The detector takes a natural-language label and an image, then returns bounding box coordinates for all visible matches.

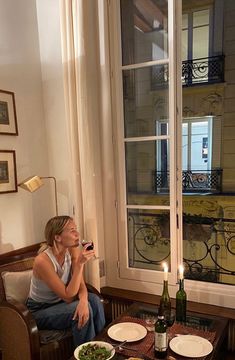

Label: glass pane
[193,10,209,27]
[128,209,170,270]
[126,140,169,205]
[182,13,188,29]
[182,123,188,171]
[191,122,209,171]
[182,29,188,61]
[182,6,235,287]
[120,0,168,65]
[183,202,235,285]
[193,26,209,59]
[191,121,208,135]
[123,66,169,138]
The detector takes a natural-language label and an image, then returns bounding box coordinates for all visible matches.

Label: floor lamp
[18,175,58,216]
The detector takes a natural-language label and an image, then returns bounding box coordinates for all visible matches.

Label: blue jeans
[26,293,105,347]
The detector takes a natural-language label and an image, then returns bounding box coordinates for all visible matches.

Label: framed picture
[0,150,18,194]
[0,90,18,135]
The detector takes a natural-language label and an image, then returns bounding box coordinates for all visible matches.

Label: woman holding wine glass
[26,215,105,347]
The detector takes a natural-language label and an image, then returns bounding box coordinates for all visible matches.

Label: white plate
[169,335,213,358]
[74,341,115,360]
[107,322,147,342]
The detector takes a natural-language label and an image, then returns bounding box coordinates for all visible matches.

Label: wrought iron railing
[151,55,224,89]
[128,211,235,285]
[182,55,224,86]
[153,169,223,194]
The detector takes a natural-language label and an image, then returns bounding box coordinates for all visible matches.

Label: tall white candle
[163,262,168,281]
[179,264,184,280]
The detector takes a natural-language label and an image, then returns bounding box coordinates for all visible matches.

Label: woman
[26,215,105,346]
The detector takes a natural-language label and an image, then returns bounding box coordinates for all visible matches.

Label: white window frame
[107,0,180,296]
[106,0,235,308]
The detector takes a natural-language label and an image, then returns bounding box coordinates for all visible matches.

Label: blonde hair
[38,215,73,253]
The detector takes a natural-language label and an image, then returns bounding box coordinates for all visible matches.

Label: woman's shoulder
[34,250,51,267]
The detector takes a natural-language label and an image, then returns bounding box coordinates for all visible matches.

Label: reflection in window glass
[182,13,188,28]
[182,29,188,61]
[123,66,169,138]
[128,209,170,271]
[120,0,168,65]
[126,140,169,205]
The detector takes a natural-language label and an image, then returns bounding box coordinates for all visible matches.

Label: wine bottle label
[155,332,167,351]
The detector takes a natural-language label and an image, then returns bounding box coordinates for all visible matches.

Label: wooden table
[71,302,229,360]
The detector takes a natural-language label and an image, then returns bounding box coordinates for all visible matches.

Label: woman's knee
[88,293,103,309]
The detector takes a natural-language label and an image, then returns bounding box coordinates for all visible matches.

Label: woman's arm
[33,247,94,302]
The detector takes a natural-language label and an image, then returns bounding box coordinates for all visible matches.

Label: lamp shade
[18,175,58,215]
[18,175,44,192]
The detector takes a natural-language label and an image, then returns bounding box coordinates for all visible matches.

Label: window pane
[128,209,170,270]
[123,66,169,138]
[193,26,209,59]
[182,123,188,171]
[191,121,209,171]
[193,10,209,27]
[191,121,208,135]
[182,13,188,29]
[120,0,168,65]
[126,140,170,205]
[182,29,188,61]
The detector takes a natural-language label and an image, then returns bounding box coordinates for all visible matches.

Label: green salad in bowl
[74,341,115,360]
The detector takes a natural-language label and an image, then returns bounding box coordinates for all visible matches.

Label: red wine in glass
[81,240,99,260]
[81,240,94,250]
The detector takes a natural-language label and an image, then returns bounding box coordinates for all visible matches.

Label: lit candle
[179,264,184,280]
[163,262,168,281]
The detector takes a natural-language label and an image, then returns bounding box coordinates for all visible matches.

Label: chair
[0,248,107,360]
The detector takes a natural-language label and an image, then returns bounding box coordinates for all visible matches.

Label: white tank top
[29,248,72,303]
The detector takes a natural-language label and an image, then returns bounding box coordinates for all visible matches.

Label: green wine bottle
[176,278,187,322]
[159,280,171,320]
[154,315,168,359]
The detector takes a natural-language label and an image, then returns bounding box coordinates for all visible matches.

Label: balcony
[151,55,224,89]
[153,169,223,194]
[128,210,235,285]
[182,55,224,86]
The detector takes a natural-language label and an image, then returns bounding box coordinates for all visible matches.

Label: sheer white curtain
[60,0,107,289]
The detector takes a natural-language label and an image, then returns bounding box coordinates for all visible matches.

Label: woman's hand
[73,299,89,328]
[78,245,95,265]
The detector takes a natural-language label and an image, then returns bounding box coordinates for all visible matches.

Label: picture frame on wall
[0,90,18,135]
[0,150,18,194]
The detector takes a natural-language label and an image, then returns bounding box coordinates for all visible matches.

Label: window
[182,8,211,61]
[108,0,235,307]
[182,117,212,171]
[108,0,180,287]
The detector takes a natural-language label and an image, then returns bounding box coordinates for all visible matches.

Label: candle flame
[162,262,168,272]
[179,264,184,273]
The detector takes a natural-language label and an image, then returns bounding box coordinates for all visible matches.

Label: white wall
[0,0,73,254]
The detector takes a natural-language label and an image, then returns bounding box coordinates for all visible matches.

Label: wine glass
[81,239,94,250]
[144,314,157,332]
[81,239,99,260]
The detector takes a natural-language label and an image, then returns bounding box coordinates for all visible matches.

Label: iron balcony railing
[128,211,235,285]
[153,169,223,194]
[151,55,224,89]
